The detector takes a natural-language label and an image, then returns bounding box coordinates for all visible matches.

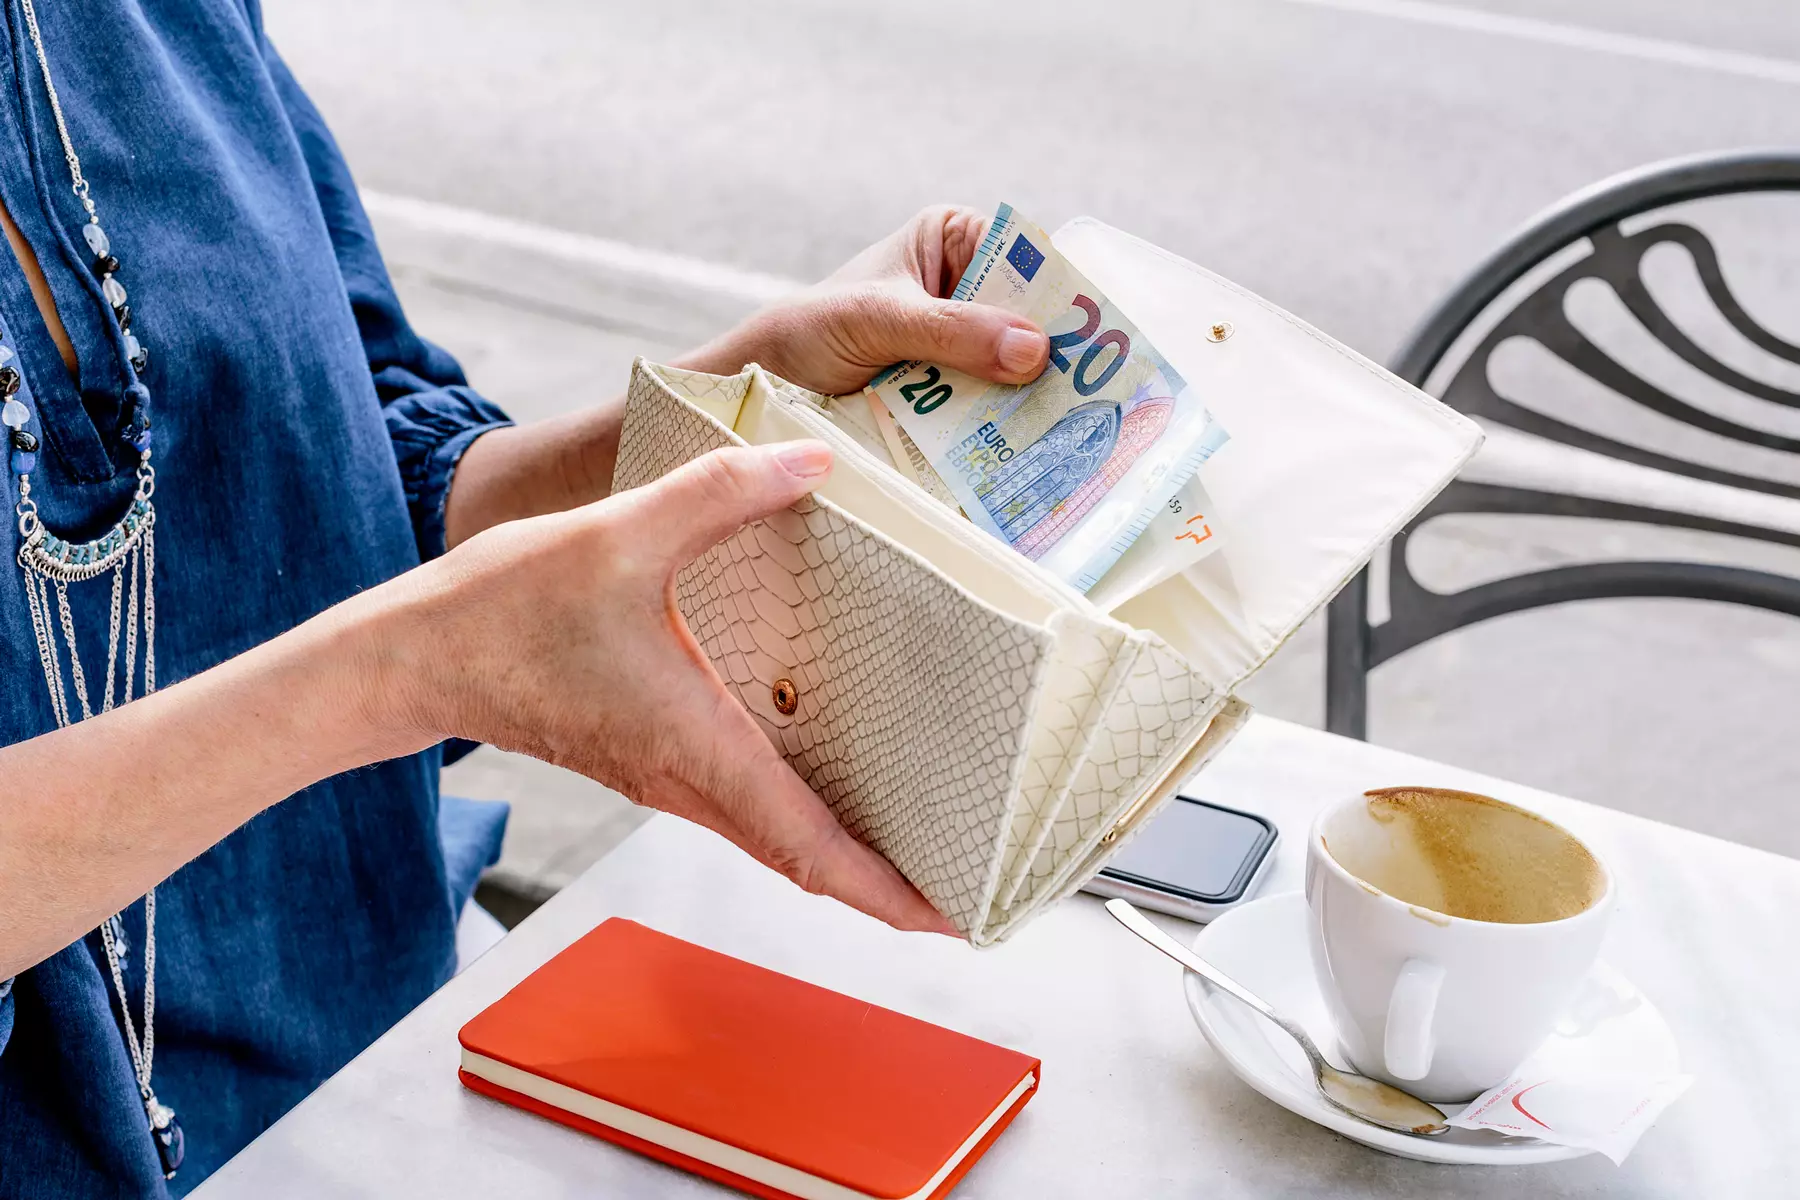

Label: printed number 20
[1046,294,1130,397]
[899,365,952,415]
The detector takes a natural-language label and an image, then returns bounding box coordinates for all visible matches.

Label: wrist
[673,307,784,379]
[443,399,624,548]
[315,567,457,764]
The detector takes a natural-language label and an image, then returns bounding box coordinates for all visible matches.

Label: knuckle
[918,300,965,356]
[830,287,898,334]
[764,834,830,897]
[688,447,759,512]
[584,512,643,576]
[822,288,906,356]
[910,203,956,232]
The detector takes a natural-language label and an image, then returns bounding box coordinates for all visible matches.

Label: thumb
[860,288,1048,386]
[630,441,832,569]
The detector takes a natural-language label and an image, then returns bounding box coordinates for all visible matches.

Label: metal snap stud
[771,677,799,715]
[1207,321,1234,343]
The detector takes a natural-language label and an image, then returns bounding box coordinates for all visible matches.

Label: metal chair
[1326,148,1800,740]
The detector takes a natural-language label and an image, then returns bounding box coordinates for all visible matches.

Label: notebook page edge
[459,1050,1035,1200]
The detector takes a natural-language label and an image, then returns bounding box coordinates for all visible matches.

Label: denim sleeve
[260,41,513,561]
[0,976,13,1055]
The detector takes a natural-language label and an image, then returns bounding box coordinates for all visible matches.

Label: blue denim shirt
[0,1,513,1195]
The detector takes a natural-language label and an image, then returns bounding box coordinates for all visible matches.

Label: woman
[0,3,1049,1195]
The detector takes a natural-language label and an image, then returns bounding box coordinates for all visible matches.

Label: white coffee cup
[1305,786,1614,1103]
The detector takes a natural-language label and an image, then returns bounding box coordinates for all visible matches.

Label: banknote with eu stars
[866,203,1228,592]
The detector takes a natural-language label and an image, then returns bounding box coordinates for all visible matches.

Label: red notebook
[458,919,1040,1200]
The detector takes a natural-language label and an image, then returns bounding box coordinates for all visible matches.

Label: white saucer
[1181,891,1679,1165]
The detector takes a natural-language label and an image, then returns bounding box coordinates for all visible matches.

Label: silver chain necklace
[13,0,179,1181]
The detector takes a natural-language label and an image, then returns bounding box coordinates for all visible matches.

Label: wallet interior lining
[1055,217,1483,690]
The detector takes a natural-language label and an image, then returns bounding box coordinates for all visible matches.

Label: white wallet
[611,218,1482,945]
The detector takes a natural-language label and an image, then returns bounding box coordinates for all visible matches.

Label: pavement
[264,0,1800,913]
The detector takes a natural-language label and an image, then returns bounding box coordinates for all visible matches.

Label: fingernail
[772,440,832,480]
[997,326,1045,375]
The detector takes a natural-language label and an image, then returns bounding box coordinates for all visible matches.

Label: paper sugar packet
[1448,1071,1694,1164]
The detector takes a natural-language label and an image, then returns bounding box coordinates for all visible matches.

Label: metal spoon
[1105,898,1449,1136]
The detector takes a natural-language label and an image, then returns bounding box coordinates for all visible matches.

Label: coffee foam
[1325,787,1606,924]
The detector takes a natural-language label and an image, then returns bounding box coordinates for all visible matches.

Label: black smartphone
[1082,794,1280,921]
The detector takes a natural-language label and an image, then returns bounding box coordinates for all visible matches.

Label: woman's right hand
[380,439,952,935]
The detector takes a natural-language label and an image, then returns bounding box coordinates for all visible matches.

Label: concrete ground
[265,0,1800,908]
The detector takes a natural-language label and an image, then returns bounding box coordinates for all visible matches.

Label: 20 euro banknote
[866,203,1228,592]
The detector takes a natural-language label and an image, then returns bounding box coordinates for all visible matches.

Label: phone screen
[1102,795,1275,901]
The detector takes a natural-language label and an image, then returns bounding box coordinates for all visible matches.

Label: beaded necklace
[10,0,182,1181]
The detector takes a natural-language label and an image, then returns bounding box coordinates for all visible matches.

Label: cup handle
[1383,959,1445,1080]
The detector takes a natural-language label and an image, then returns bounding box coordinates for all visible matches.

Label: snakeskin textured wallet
[611,218,1483,945]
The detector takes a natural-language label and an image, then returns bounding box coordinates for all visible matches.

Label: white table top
[197,716,1800,1197]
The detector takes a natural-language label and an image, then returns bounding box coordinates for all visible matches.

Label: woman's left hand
[679,204,1050,394]
[443,205,1050,546]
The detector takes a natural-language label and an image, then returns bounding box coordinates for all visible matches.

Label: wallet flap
[1055,218,1483,681]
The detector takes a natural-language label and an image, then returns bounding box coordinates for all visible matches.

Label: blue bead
[10,449,35,475]
[129,428,152,451]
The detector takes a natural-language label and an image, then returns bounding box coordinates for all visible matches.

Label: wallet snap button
[771,677,799,715]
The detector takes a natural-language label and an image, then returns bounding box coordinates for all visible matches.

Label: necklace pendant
[146,1097,184,1180]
